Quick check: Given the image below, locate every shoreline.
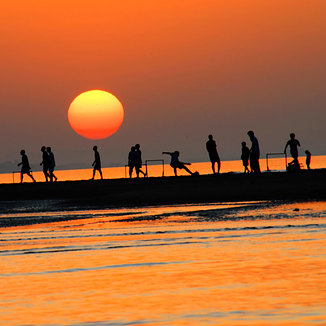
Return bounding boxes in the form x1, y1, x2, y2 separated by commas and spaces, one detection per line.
1, 169, 326, 214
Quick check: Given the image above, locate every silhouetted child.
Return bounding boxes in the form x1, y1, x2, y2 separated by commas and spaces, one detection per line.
241, 142, 250, 173
206, 134, 221, 174
305, 150, 311, 170
40, 146, 50, 182
47, 147, 57, 182
128, 146, 136, 178
91, 146, 103, 180
135, 144, 146, 178
18, 150, 36, 183
162, 151, 198, 176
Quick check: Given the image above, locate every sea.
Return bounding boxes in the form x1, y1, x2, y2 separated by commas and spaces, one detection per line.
1, 156, 326, 325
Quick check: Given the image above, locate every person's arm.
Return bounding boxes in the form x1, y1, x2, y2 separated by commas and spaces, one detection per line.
18, 162, 22, 166
284, 141, 289, 153
162, 152, 172, 155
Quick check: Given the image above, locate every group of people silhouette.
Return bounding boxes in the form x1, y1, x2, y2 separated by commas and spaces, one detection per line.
17, 130, 312, 183
19, 146, 57, 183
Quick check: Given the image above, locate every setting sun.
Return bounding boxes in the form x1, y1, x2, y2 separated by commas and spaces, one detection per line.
68, 90, 124, 140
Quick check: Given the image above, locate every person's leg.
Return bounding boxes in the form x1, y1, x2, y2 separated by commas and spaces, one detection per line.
91, 168, 96, 180
173, 167, 177, 176
99, 169, 103, 179
28, 172, 36, 182
211, 161, 215, 174
20, 172, 23, 183
135, 166, 140, 178
129, 166, 133, 178
217, 159, 221, 174
182, 165, 193, 175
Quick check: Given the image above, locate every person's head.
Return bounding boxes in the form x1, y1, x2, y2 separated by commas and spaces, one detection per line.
208, 134, 213, 140
47, 147, 51, 152
20, 149, 25, 155
41, 146, 46, 152
93, 145, 97, 151
305, 150, 310, 154
131, 146, 135, 151
247, 130, 254, 138
290, 133, 295, 139
174, 151, 180, 157
241, 141, 246, 147
135, 144, 140, 149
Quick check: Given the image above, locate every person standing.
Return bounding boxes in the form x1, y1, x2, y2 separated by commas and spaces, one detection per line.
18, 150, 36, 183
91, 146, 103, 180
206, 135, 221, 174
128, 146, 136, 178
241, 141, 250, 173
305, 150, 311, 170
40, 146, 50, 182
247, 130, 260, 174
134, 144, 146, 178
47, 147, 58, 182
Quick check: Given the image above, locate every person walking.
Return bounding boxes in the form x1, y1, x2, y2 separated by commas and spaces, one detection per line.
241, 141, 250, 173
91, 146, 103, 180
18, 150, 36, 183
134, 144, 146, 178
47, 147, 57, 182
40, 146, 50, 182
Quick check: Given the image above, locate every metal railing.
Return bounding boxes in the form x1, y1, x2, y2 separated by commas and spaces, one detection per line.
266, 152, 287, 171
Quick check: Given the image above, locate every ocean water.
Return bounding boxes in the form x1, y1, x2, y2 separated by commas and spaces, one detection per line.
1, 200, 326, 325
2, 155, 326, 184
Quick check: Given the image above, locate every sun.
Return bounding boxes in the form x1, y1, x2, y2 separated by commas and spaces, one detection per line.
68, 90, 124, 140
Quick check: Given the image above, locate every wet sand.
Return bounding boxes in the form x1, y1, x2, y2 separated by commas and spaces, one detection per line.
1, 169, 326, 214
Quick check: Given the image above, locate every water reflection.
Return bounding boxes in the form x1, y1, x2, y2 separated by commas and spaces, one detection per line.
1, 201, 326, 325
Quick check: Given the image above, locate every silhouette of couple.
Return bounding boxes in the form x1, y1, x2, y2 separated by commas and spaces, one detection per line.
128, 144, 146, 178
40, 146, 57, 182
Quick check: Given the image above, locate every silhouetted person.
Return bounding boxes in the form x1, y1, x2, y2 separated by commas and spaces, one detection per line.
162, 151, 197, 176
18, 150, 36, 183
91, 145, 103, 180
47, 147, 57, 182
135, 144, 146, 178
284, 133, 301, 163
241, 141, 250, 173
305, 150, 311, 170
247, 130, 260, 174
40, 146, 50, 182
128, 146, 136, 178
206, 135, 221, 174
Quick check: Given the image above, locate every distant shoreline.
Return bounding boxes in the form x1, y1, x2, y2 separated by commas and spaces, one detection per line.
1, 169, 326, 214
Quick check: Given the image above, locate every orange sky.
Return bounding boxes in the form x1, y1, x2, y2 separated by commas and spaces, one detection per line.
0, 0, 325, 169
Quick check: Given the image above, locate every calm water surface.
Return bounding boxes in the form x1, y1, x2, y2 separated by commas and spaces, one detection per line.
1, 201, 326, 325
